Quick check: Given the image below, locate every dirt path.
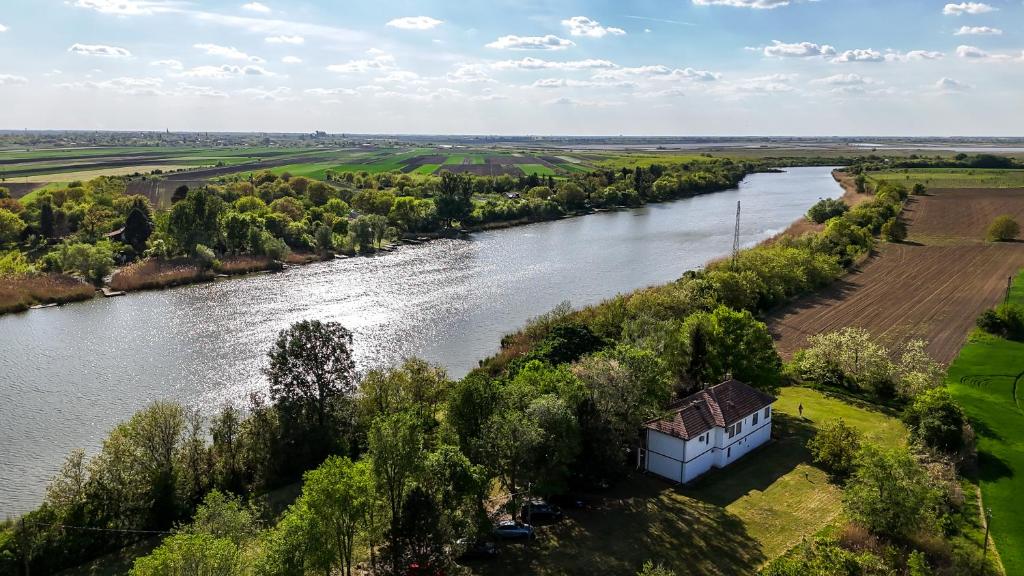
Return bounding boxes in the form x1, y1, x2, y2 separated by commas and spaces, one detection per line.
769, 187, 1024, 363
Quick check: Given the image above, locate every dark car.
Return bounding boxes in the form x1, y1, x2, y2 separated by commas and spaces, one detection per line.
520, 501, 564, 523
456, 538, 499, 561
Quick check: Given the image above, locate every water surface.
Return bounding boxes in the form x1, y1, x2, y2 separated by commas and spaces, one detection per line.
0, 166, 841, 517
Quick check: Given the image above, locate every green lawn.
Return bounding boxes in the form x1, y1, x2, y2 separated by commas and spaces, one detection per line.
870, 168, 1024, 189
518, 164, 556, 177
467, 387, 906, 575
948, 270, 1024, 575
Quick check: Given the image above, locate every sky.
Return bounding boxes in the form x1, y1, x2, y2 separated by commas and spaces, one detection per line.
0, 0, 1022, 136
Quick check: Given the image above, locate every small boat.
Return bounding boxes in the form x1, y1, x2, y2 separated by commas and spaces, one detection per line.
29, 303, 59, 309
101, 288, 126, 297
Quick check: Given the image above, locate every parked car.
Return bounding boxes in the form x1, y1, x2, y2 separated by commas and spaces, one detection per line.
456, 538, 499, 560
520, 500, 564, 523
493, 520, 535, 539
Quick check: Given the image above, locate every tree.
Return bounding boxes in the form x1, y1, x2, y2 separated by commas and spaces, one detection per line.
0, 208, 25, 246
854, 174, 868, 194
265, 320, 357, 469
56, 240, 115, 285
843, 444, 938, 539
911, 183, 927, 196
168, 187, 224, 255
881, 217, 906, 242
368, 412, 423, 565
434, 171, 473, 228
301, 456, 372, 576
807, 419, 862, 478
679, 306, 782, 390
638, 561, 677, 576
482, 408, 542, 503
123, 205, 154, 252
902, 388, 965, 454
986, 215, 1020, 242
394, 486, 450, 572
806, 198, 848, 224
39, 201, 55, 239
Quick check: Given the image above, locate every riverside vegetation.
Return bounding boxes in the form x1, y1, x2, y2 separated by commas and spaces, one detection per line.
0, 156, 750, 313
2, 170, 1003, 574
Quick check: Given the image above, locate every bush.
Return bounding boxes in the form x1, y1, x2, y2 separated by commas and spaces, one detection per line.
903, 389, 966, 454
986, 215, 1020, 242
807, 419, 862, 478
881, 217, 906, 242
806, 198, 849, 224
976, 303, 1024, 341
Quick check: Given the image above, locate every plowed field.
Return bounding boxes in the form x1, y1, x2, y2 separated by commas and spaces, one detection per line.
770, 187, 1024, 363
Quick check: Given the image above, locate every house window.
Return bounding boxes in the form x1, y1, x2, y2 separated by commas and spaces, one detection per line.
727, 447, 731, 457
727, 425, 735, 438
764, 407, 771, 419
736, 421, 743, 435
752, 412, 759, 426
698, 434, 704, 443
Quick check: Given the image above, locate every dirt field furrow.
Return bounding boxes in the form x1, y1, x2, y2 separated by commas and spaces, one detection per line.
770, 187, 1024, 363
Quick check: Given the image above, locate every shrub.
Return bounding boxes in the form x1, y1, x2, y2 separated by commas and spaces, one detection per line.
976, 303, 1024, 341
986, 215, 1020, 242
903, 389, 966, 454
807, 419, 862, 478
806, 198, 849, 224
881, 217, 907, 242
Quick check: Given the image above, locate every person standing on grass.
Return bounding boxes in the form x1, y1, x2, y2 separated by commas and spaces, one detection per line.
798, 403, 804, 418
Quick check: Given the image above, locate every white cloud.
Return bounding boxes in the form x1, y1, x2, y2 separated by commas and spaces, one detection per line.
561, 16, 626, 38
150, 59, 184, 70
884, 50, 945, 62
175, 64, 275, 78
241, 2, 271, 13
956, 44, 990, 58
711, 74, 797, 98
69, 0, 181, 16
194, 43, 264, 63
265, 35, 304, 44
763, 40, 836, 58
0, 23, 8, 32
693, 0, 794, 8
281, 56, 302, 64
832, 48, 884, 63
0, 74, 28, 85
491, 57, 617, 70
942, 2, 996, 15
935, 77, 970, 92
954, 25, 1001, 35
178, 83, 229, 98
386, 16, 443, 30
486, 35, 575, 51
68, 43, 132, 57
593, 65, 721, 82
530, 78, 637, 89
811, 73, 876, 86
327, 50, 396, 73
374, 70, 424, 84
57, 76, 166, 95
446, 64, 493, 83
544, 96, 624, 107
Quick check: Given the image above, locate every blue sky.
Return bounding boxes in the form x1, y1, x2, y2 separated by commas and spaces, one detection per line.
0, 0, 1021, 135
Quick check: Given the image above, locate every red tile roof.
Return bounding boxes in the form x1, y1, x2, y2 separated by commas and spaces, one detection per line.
644, 379, 775, 441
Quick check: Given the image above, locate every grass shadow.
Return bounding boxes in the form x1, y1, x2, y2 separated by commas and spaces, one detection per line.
977, 450, 1015, 483
476, 474, 767, 575
683, 414, 815, 508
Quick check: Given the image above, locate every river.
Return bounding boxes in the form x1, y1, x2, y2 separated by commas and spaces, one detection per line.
0, 166, 842, 517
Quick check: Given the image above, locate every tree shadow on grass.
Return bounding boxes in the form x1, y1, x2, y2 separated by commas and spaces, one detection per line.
683, 414, 816, 508
479, 474, 766, 576
977, 450, 1014, 483
971, 418, 1005, 442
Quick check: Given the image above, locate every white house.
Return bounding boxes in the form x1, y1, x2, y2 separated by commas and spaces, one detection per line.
639, 379, 775, 484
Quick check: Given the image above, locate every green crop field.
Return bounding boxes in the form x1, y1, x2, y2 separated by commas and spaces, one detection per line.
871, 168, 1024, 189
412, 164, 441, 175
518, 164, 556, 177
444, 155, 465, 165
947, 270, 1024, 575
557, 162, 590, 174
470, 387, 906, 575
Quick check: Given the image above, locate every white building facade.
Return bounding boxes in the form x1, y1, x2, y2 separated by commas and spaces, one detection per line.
640, 379, 775, 484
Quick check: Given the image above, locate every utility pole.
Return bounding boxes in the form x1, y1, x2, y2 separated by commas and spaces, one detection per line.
1006, 276, 1013, 305
732, 200, 741, 269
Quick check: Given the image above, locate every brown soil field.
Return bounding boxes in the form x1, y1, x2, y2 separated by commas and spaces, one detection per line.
769, 186, 1024, 363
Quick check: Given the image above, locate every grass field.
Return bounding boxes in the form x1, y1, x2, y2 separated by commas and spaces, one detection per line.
947, 270, 1024, 575
871, 168, 1024, 189
468, 387, 906, 575
444, 155, 465, 165
518, 163, 556, 176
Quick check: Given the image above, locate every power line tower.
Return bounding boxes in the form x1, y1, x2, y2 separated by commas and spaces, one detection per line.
731, 200, 741, 268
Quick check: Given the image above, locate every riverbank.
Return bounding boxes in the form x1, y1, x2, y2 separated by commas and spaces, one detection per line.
0, 273, 95, 314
